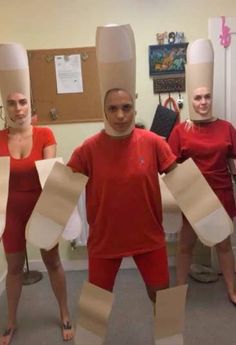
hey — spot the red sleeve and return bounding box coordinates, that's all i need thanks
[42,127,56,147]
[156,136,176,173]
[67,145,89,176]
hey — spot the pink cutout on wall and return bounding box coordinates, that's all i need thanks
[219,16,231,48]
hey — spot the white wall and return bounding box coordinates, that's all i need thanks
[1,0,235,277]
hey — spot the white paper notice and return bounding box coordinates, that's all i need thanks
[54,54,83,94]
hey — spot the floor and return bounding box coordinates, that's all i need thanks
[0,268,235,345]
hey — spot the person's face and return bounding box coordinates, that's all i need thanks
[6,92,29,127]
[104,89,135,134]
[192,87,212,117]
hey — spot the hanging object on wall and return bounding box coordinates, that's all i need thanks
[150,94,179,139]
[175,32,185,44]
[219,16,231,48]
[149,42,188,93]
[168,32,176,44]
[176,92,184,109]
[153,77,185,94]
[156,32,168,45]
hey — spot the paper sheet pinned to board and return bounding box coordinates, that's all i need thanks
[54,54,83,94]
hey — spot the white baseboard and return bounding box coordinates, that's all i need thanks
[0,256,176,296]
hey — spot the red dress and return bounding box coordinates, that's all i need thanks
[67,128,176,258]
[0,126,56,253]
[168,119,236,218]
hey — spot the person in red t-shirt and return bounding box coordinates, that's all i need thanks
[68,88,176,302]
[168,86,236,304]
[0,43,73,345]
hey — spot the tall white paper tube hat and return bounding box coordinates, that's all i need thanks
[185,39,214,121]
[96,24,136,136]
[0,43,31,128]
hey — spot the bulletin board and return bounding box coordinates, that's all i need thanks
[27,47,103,124]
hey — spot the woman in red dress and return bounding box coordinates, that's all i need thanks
[168,85,236,304]
[0,43,73,345]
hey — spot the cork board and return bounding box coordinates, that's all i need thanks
[28,47,103,124]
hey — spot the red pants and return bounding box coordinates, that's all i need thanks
[89,247,169,291]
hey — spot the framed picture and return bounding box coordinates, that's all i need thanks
[149,43,188,77]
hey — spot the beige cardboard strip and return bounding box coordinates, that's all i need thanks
[36,157,83,241]
[186,62,213,121]
[31,162,88,225]
[26,162,88,249]
[155,285,188,341]
[61,204,83,241]
[159,175,183,233]
[155,334,183,345]
[98,60,136,101]
[96,25,136,137]
[96,25,136,100]
[78,281,114,337]
[0,69,31,119]
[162,159,233,246]
[26,211,64,250]
[0,157,10,238]
[194,207,234,246]
[35,157,64,188]
[159,175,181,213]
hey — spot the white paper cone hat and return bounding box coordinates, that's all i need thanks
[96,24,136,136]
[185,39,214,121]
[0,43,31,128]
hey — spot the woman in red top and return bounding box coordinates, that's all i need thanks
[0,92,73,344]
[168,86,236,304]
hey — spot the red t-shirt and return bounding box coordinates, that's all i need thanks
[168,119,236,217]
[67,128,176,258]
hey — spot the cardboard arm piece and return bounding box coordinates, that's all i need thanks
[162,158,233,247]
[155,285,188,345]
[26,161,88,250]
[35,157,83,241]
[0,157,10,238]
[159,176,183,234]
[75,281,114,345]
